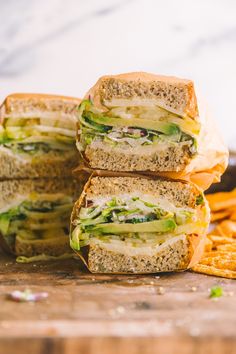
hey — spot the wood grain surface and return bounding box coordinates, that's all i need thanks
[0,252,235,354]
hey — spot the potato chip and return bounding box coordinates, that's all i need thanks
[204,237,213,252]
[203,251,236,258]
[192,189,236,279]
[201,257,236,271]
[211,210,231,222]
[192,264,236,279]
[206,188,236,211]
[208,234,236,246]
[230,210,236,221]
[217,244,236,251]
[216,220,236,238]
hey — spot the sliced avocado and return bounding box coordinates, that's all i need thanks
[92,218,176,234]
[85,112,180,135]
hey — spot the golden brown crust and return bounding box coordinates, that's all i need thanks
[4,92,80,100]
[85,72,199,118]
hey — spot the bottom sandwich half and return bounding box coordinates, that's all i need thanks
[70,175,210,274]
[0,178,85,262]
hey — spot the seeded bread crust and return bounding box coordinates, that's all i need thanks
[87,237,190,274]
[86,72,198,118]
[84,142,192,172]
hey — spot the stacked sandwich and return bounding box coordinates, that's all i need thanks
[70,72,228,273]
[0,94,85,261]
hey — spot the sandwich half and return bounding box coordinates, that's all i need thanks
[77,72,200,172]
[70,175,210,273]
[0,177,85,261]
[0,93,81,179]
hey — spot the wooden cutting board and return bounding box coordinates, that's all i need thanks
[0,252,235,354]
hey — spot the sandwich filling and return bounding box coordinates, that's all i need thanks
[0,112,76,157]
[0,193,73,251]
[77,99,200,154]
[71,192,207,252]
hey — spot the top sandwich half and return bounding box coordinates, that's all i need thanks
[0,93,81,179]
[76,72,200,173]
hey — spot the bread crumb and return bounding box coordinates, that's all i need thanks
[157,287,165,295]
[191,286,197,292]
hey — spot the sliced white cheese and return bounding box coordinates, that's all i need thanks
[90,139,192,154]
[103,98,196,119]
[5,111,77,122]
[6,125,75,138]
[90,234,186,256]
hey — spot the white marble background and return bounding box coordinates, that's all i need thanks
[0,0,236,147]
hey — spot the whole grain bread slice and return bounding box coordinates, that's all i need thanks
[83,140,192,172]
[86,72,198,118]
[84,176,200,208]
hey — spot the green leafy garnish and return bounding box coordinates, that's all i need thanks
[209,286,223,299]
[196,194,204,206]
[127,214,157,224]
